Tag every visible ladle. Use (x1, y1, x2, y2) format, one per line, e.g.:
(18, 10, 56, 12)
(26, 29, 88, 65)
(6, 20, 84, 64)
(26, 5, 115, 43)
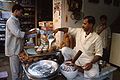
(72, 50, 82, 63)
(66, 50, 82, 66)
(48, 33, 55, 49)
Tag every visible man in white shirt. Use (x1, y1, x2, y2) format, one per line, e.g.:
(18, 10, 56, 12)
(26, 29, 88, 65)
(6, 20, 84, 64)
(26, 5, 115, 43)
(5, 4, 36, 80)
(96, 15, 111, 62)
(54, 16, 103, 79)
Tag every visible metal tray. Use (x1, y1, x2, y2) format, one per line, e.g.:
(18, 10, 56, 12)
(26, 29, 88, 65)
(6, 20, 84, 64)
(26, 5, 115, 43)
(27, 60, 59, 79)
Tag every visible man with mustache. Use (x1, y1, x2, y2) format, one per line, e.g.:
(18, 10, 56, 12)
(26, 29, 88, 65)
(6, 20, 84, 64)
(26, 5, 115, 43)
(54, 16, 103, 79)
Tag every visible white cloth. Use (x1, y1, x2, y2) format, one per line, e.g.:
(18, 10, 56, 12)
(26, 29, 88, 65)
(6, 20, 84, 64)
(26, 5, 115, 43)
(96, 26, 111, 48)
(84, 63, 99, 78)
(60, 47, 76, 61)
(5, 15, 25, 80)
(60, 28, 103, 78)
(9, 56, 19, 80)
(5, 15, 25, 56)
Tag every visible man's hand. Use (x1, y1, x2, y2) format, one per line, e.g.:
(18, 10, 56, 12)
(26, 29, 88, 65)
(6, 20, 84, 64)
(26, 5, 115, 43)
(29, 28, 37, 34)
(30, 29, 37, 34)
(26, 28, 37, 35)
(83, 63, 93, 71)
(82, 55, 101, 71)
(53, 28, 68, 35)
(53, 29, 59, 35)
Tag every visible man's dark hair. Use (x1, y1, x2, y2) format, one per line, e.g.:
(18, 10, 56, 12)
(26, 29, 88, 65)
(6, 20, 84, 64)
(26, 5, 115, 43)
(84, 16, 95, 27)
(100, 15, 107, 20)
(12, 4, 24, 13)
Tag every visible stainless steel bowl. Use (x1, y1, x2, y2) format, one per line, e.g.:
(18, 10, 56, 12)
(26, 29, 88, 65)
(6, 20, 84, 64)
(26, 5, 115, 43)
(60, 61, 78, 79)
(27, 60, 59, 79)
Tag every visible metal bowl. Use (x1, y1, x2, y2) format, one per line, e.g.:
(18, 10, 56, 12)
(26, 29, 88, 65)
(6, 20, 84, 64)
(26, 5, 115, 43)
(60, 61, 78, 79)
(27, 60, 59, 79)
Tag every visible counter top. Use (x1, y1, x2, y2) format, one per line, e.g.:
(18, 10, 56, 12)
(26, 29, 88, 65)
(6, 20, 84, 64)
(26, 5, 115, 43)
(21, 64, 117, 80)
(18, 49, 117, 80)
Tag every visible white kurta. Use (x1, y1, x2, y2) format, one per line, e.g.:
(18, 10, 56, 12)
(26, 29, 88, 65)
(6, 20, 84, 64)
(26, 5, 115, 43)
(61, 28, 103, 79)
(5, 15, 25, 80)
(5, 15, 25, 56)
(69, 28, 103, 66)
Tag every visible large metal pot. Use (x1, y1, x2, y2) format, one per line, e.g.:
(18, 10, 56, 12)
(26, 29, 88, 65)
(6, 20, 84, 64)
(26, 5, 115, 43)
(26, 60, 59, 79)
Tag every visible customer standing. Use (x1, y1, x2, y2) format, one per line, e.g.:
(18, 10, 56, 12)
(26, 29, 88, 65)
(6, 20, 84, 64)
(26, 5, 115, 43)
(54, 16, 103, 79)
(5, 4, 36, 80)
(96, 15, 111, 62)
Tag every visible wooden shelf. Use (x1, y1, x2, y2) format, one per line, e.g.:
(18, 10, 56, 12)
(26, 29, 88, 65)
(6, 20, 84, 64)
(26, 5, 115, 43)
(19, 0, 35, 32)
(21, 5, 35, 8)
(21, 22, 35, 25)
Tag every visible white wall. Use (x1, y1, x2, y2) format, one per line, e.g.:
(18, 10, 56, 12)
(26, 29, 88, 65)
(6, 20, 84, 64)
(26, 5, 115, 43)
(53, 0, 120, 45)
(83, 0, 120, 26)
(65, 0, 120, 27)
(110, 33, 120, 67)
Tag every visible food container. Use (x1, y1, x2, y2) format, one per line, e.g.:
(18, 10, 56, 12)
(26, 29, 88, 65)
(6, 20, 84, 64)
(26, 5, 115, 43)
(60, 61, 78, 79)
(26, 60, 59, 79)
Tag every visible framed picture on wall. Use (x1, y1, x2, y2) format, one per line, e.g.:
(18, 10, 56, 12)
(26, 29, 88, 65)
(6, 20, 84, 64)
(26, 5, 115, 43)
(88, 0, 99, 3)
(113, 0, 120, 7)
